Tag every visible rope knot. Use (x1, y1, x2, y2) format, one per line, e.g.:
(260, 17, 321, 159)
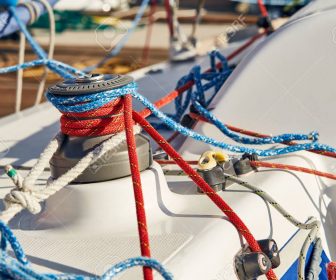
(4, 189, 41, 214)
(309, 131, 319, 142)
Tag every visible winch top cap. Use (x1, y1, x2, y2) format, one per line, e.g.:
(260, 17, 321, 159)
(48, 73, 134, 96)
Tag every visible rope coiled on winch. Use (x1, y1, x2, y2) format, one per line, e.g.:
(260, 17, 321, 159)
(46, 81, 138, 137)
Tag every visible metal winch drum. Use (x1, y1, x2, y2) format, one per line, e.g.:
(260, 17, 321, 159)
(48, 74, 153, 183)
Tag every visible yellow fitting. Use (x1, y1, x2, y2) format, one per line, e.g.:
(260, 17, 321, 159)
(198, 150, 229, 170)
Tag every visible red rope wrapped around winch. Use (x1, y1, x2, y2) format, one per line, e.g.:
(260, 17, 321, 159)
(60, 98, 130, 137)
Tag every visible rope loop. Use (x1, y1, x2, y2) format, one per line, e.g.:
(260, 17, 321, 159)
(0, 220, 28, 265)
(4, 189, 41, 214)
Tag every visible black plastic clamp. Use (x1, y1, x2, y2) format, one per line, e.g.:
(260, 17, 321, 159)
(234, 239, 280, 280)
(233, 153, 258, 176)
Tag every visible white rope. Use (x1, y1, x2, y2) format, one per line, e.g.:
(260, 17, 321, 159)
(1, 125, 141, 223)
(14, 0, 56, 112)
(22, 133, 63, 190)
(298, 217, 320, 280)
(14, 1, 38, 113)
(15, 31, 25, 113)
(223, 173, 321, 279)
(34, 0, 56, 106)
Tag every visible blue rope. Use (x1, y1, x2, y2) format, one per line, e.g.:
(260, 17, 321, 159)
(0, 59, 85, 78)
(46, 81, 336, 157)
(0, 221, 173, 280)
(0, 221, 28, 265)
(171, 50, 232, 124)
(132, 91, 336, 156)
(0, 59, 46, 74)
(8, 6, 85, 79)
(9, 6, 46, 59)
(192, 99, 319, 144)
(170, 50, 321, 146)
(46, 82, 138, 113)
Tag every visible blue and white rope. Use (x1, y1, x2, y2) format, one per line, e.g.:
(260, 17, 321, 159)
(8, 5, 85, 79)
(191, 98, 319, 145)
(0, 59, 85, 78)
(46, 81, 336, 157)
(0, 221, 173, 280)
(171, 50, 232, 123)
(171, 50, 321, 146)
(46, 82, 138, 113)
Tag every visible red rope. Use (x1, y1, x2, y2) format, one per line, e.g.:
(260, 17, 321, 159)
(60, 98, 125, 137)
(251, 161, 336, 181)
(132, 110, 278, 280)
(188, 112, 336, 159)
(328, 262, 336, 280)
(139, 31, 266, 119)
(124, 95, 153, 280)
(257, 0, 269, 18)
(227, 31, 266, 61)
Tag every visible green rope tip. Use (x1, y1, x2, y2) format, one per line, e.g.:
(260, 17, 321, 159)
(5, 165, 17, 178)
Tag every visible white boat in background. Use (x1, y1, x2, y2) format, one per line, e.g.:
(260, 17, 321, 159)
(0, 0, 335, 280)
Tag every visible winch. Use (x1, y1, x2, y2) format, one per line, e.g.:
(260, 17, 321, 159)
(48, 73, 133, 95)
(48, 74, 152, 183)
